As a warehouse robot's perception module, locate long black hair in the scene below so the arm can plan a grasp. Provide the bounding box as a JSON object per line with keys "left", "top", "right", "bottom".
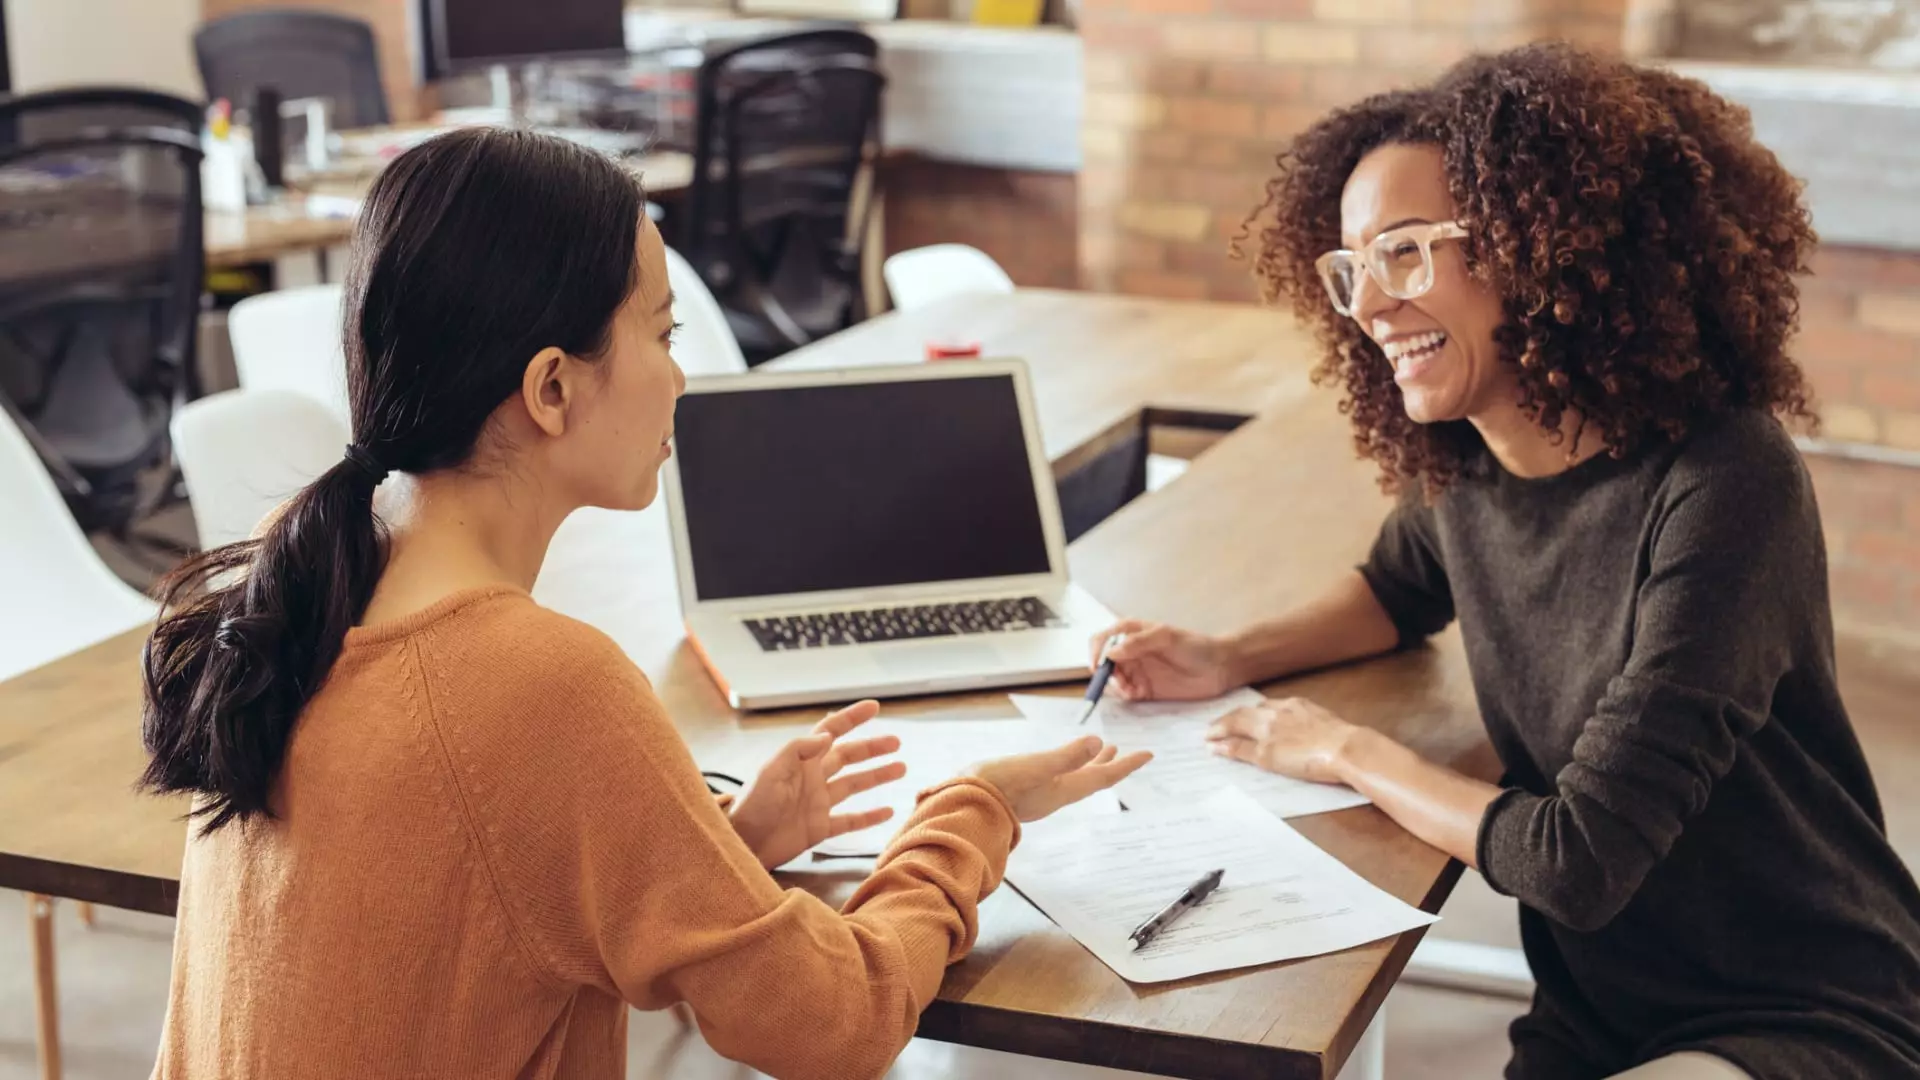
{"left": 142, "top": 128, "right": 645, "bottom": 832}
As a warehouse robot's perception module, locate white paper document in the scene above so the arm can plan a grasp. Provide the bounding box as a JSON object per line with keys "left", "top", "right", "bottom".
{"left": 1006, "top": 788, "right": 1438, "bottom": 984}
{"left": 707, "top": 718, "right": 1077, "bottom": 858}
{"left": 1011, "top": 689, "right": 1372, "bottom": 819}
{"left": 1007, "top": 693, "right": 1091, "bottom": 727}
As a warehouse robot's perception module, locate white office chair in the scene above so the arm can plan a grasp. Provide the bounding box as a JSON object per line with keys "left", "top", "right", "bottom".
{"left": 1, "top": 406, "right": 154, "bottom": 1080}
{"left": 227, "top": 284, "right": 350, "bottom": 421}
{"left": 0, "top": 407, "right": 154, "bottom": 684}
{"left": 663, "top": 246, "right": 748, "bottom": 377}
{"left": 882, "top": 243, "right": 1016, "bottom": 312}
{"left": 171, "top": 389, "right": 351, "bottom": 550}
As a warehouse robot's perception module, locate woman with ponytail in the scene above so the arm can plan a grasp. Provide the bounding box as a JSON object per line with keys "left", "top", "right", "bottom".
{"left": 143, "top": 128, "right": 1148, "bottom": 1080}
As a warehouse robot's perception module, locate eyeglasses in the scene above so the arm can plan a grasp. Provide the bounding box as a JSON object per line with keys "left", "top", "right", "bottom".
{"left": 1315, "top": 221, "right": 1469, "bottom": 318}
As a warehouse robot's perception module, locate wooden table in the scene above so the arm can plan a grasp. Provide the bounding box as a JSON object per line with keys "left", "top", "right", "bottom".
{"left": 0, "top": 290, "right": 1494, "bottom": 1080}
{"left": 0, "top": 134, "right": 692, "bottom": 281}
{"left": 204, "top": 147, "right": 694, "bottom": 270}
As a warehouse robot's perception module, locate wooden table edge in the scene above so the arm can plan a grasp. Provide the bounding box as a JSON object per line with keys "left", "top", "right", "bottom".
{"left": 0, "top": 294, "right": 1484, "bottom": 1078}
{"left": 918, "top": 855, "right": 1466, "bottom": 1080}
{"left": 0, "top": 851, "right": 179, "bottom": 915}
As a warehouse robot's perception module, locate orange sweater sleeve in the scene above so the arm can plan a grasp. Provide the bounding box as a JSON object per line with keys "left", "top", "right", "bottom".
{"left": 415, "top": 610, "right": 1018, "bottom": 1080}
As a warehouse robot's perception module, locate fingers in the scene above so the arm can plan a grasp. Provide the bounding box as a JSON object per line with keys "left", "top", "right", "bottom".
{"left": 1208, "top": 737, "right": 1260, "bottom": 766}
{"left": 823, "top": 734, "right": 901, "bottom": 776}
{"left": 826, "top": 760, "right": 907, "bottom": 805}
{"left": 1108, "top": 669, "right": 1143, "bottom": 702}
{"left": 824, "top": 805, "right": 895, "bottom": 837}
{"left": 1104, "top": 624, "right": 1169, "bottom": 663}
{"left": 1088, "top": 619, "right": 1150, "bottom": 669}
{"left": 813, "top": 699, "right": 881, "bottom": 739}
{"left": 785, "top": 732, "right": 834, "bottom": 763}
{"left": 1052, "top": 749, "right": 1154, "bottom": 803}
{"left": 1086, "top": 749, "right": 1154, "bottom": 786}
{"left": 1206, "top": 706, "right": 1265, "bottom": 741}
{"left": 1034, "top": 734, "right": 1104, "bottom": 775}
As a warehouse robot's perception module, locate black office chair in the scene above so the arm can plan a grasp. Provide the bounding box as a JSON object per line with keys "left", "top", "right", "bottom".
{"left": 0, "top": 89, "right": 205, "bottom": 541}
{"left": 0, "top": 84, "right": 202, "bottom": 150}
{"left": 681, "top": 29, "right": 885, "bottom": 366}
{"left": 195, "top": 9, "right": 390, "bottom": 130}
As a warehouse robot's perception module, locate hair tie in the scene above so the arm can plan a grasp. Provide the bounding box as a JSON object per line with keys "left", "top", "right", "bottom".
{"left": 341, "top": 443, "right": 390, "bottom": 485}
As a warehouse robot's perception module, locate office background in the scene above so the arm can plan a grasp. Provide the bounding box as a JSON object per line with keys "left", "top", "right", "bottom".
{"left": 1, "top": 1, "right": 1917, "bottom": 1078}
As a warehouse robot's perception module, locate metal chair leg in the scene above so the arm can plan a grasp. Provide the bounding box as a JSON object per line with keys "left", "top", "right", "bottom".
{"left": 27, "top": 893, "right": 63, "bottom": 1080}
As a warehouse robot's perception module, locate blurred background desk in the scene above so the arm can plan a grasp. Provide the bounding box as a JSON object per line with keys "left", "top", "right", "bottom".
{"left": 201, "top": 138, "right": 695, "bottom": 269}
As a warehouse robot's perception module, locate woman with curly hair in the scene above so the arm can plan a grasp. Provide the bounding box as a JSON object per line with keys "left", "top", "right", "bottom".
{"left": 1093, "top": 43, "right": 1920, "bottom": 1080}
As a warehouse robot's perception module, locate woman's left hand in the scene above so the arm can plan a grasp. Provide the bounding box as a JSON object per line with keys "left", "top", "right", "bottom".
{"left": 1205, "top": 697, "right": 1359, "bottom": 785}
{"left": 730, "top": 700, "right": 907, "bottom": 869}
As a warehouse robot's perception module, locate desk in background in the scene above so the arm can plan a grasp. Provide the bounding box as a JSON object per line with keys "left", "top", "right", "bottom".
{"left": 204, "top": 133, "right": 695, "bottom": 270}
{"left": 0, "top": 290, "right": 1496, "bottom": 1080}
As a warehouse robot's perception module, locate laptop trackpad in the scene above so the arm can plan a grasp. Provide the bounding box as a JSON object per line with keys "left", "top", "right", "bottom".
{"left": 874, "top": 642, "right": 1003, "bottom": 676}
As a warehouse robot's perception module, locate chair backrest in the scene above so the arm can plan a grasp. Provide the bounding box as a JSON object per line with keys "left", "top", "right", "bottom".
{"left": 170, "top": 388, "right": 350, "bottom": 550}
{"left": 227, "top": 283, "right": 350, "bottom": 421}
{"left": 882, "top": 244, "right": 1016, "bottom": 313}
{"left": 194, "top": 9, "right": 390, "bottom": 130}
{"left": 683, "top": 29, "right": 885, "bottom": 357}
{"left": 0, "top": 406, "right": 153, "bottom": 682}
{"left": 0, "top": 85, "right": 203, "bottom": 146}
{"left": 0, "top": 90, "right": 206, "bottom": 530}
{"left": 664, "top": 245, "right": 746, "bottom": 377}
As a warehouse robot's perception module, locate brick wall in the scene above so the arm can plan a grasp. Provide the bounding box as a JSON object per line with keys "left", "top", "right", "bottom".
{"left": 1077, "top": 0, "right": 1627, "bottom": 302}
{"left": 1801, "top": 247, "right": 1920, "bottom": 454}
{"left": 1801, "top": 246, "right": 1920, "bottom": 637}
{"left": 1808, "top": 455, "right": 1920, "bottom": 642}
{"left": 881, "top": 157, "right": 1080, "bottom": 291}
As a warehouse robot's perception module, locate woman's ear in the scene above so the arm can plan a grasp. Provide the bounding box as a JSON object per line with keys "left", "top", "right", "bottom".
{"left": 520, "top": 346, "right": 573, "bottom": 438}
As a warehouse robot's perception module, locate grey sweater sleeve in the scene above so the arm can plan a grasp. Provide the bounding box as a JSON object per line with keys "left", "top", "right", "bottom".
{"left": 1475, "top": 428, "right": 1818, "bottom": 932}
{"left": 1358, "top": 497, "right": 1456, "bottom": 647}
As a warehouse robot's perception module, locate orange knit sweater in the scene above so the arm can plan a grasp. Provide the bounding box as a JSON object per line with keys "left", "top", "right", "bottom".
{"left": 152, "top": 586, "right": 1021, "bottom": 1080}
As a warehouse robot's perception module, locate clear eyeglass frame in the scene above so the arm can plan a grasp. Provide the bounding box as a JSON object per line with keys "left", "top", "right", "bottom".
{"left": 1315, "top": 221, "right": 1469, "bottom": 318}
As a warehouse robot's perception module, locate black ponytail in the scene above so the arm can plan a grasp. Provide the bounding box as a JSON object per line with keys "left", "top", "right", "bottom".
{"left": 142, "top": 128, "right": 644, "bottom": 831}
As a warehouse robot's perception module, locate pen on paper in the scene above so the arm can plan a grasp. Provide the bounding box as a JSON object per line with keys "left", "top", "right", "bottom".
{"left": 1130, "top": 867, "right": 1225, "bottom": 951}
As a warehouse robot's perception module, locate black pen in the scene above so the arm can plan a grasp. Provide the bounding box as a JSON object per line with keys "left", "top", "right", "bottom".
{"left": 1129, "top": 868, "right": 1226, "bottom": 951}
{"left": 1075, "top": 633, "right": 1125, "bottom": 726}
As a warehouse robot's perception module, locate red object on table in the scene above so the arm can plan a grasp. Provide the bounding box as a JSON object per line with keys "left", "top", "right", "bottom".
{"left": 925, "top": 341, "right": 982, "bottom": 361}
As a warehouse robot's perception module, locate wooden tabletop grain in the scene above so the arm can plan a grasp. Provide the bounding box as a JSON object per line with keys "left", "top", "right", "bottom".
{"left": 0, "top": 290, "right": 1494, "bottom": 1080}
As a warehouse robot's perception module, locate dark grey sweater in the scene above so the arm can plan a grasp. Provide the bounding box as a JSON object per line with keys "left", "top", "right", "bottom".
{"left": 1358, "top": 409, "right": 1920, "bottom": 1080}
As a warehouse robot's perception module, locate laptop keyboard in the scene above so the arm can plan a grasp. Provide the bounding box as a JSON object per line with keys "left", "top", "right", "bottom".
{"left": 744, "top": 597, "right": 1065, "bottom": 652}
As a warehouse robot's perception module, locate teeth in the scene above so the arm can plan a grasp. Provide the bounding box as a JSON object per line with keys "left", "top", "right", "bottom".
{"left": 1382, "top": 332, "right": 1447, "bottom": 361}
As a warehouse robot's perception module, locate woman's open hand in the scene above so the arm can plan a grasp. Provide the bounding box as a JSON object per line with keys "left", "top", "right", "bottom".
{"left": 729, "top": 700, "right": 905, "bottom": 869}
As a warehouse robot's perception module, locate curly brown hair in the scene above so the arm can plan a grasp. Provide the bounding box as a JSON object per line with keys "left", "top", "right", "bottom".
{"left": 1244, "top": 43, "right": 1819, "bottom": 493}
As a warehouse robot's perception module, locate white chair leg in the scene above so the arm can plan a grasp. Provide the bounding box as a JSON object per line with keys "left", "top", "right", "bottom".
{"left": 1336, "top": 1010, "right": 1386, "bottom": 1080}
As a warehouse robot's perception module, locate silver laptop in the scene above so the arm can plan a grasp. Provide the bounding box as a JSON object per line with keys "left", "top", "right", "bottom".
{"left": 660, "top": 360, "right": 1114, "bottom": 710}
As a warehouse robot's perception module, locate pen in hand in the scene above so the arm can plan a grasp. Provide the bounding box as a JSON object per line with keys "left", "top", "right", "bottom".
{"left": 1129, "top": 867, "right": 1226, "bottom": 951}
{"left": 1076, "top": 633, "right": 1126, "bottom": 726}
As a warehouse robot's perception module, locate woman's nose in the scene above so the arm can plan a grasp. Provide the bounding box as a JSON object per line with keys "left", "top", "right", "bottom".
{"left": 1348, "top": 266, "right": 1400, "bottom": 327}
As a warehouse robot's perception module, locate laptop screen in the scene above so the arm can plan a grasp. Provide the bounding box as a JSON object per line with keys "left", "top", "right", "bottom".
{"left": 671, "top": 372, "right": 1053, "bottom": 602}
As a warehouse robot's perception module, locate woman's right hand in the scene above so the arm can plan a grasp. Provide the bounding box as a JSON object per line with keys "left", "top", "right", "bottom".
{"left": 1090, "top": 619, "right": 1239, "bottom": 702}
{"left": 969, "top": 736, "right": 1152, "bottom": 822}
